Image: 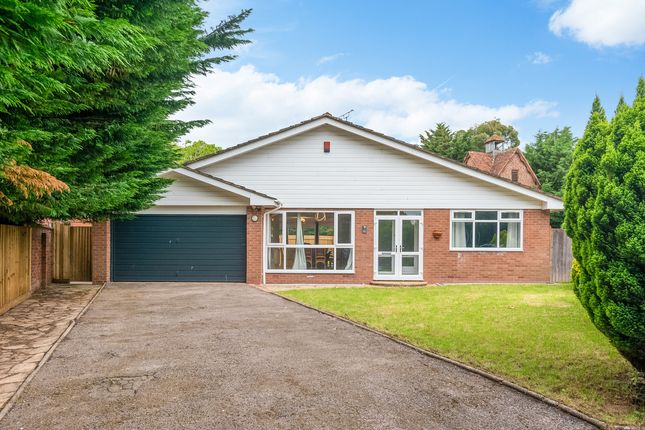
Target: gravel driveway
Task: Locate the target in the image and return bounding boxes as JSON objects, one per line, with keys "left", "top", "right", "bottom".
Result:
{"left": 2, "top": 283, "right": 596, "bottom": 430}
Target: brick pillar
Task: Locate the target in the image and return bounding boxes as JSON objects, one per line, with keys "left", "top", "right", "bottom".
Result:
{"left": 30, "top": 225, "right": 52, "bottom": 291}
{"left": 246, "top": 207, "right": 264, "bottom": 285}
{"left": 91, "top": 221, "right": 111, "bottom": 284}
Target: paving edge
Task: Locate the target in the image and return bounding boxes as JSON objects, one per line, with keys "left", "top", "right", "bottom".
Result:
{"left": 269, "top": 290, "right": 641, "bottom": 430}
{"left": 0, "top": 282, "right": 108, "bottom": 422}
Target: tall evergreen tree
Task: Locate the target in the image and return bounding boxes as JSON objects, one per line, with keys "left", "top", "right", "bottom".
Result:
{"left": 0, "top": 0, "right": 145, "bottom": 222}
{"left": 0, "top": 1, "right": 252, "bottom": 224}
{"left": 564, "top": 81, "right": 645, "bottom": 396}
{"left": 564, "top": 97, "right": 610, "bottom": 333}
{"left": 420, "top": 122, "right": 453, "bottom": 155}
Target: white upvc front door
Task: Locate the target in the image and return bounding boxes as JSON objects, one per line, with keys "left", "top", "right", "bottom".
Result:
{"left": 374, "top": 211, "right": 424, "bottom": 281}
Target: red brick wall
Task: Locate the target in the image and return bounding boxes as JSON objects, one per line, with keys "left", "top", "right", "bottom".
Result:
{"left": 246, "top": 207, "right": 264, "bottom": 284}
{"left": 500, "top": 155, "right": 540, "bottom": 188}
{"left": 424, "top": 209, "right": 551, "bottom": 283}
{"left": 260, "top": 208, "right": 551, "bottom": 285}
{"left": 103, "top": 208, "right": 552, "bottom": 285}
{"left": 30, "top": 225, "right": 52, "bottom": 291}
{"left": 263, "top": 209, "right": 374, "bottom": 284}
{"left": 91, "top": 221, "right": 110, "bottom": 284}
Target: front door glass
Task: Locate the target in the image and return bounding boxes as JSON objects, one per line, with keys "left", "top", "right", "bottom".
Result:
{"left": 377, "top": 219, "right": 395, "bottom": 275}
{"left": 375, "top": 212, "right": 422, "bottom": 279}
{"left": 401, "top": 219, "right": 420, "bottom": 275}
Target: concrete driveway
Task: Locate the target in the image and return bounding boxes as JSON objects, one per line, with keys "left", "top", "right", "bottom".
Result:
{"left": 2, "top": 283, "right": 595, "bottom": 430}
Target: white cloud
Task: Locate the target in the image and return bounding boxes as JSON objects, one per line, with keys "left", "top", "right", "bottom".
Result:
{"left": 316, "top": 53, "right": 347, "bottom": 65}
{"left": 549, "top": 0, "right": 645, "bottom": 47}
{"left": 176, "top": 65, "right": 558, "bottom": 147}
{"left": 528, "top": 51, "right": 552, "bottom": 64}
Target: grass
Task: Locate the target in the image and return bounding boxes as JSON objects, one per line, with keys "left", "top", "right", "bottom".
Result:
{"left": 279, "top": 284, "right": 643, "bottom": 425}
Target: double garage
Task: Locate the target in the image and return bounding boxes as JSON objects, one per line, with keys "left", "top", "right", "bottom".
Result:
{"left": 111, "top": 215, "right": 247, "bottom": 282}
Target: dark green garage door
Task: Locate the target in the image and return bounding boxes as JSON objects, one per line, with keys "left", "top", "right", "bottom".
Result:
{"left": 111, "top": 215, "right": 246, "bottom": 282}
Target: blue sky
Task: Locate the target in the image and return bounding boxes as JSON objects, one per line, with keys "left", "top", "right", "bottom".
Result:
{"left": 178, "top": 0, "right": 645, "bottom": 148}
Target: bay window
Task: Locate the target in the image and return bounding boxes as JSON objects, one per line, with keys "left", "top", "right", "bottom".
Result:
{"left": 450, "top": 210, "right": 522, "bottom": 250}
{"left": 267, "top": 211, "right": 354, "bottom": 271}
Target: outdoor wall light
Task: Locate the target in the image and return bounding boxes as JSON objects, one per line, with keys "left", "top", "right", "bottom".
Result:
{"left": 251, "top": 215, "right": 259, "bottom": 222}
{"left": 362, "top": 225, "right": 368, "bottom": 234}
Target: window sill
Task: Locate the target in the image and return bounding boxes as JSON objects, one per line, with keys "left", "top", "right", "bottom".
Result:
{"left": 265, "top": 270, "right": 356, "bottom": 274}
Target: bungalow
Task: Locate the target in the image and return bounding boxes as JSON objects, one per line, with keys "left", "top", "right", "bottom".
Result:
{"left": 91, "top": 113, "right": 563, "bottom": 285}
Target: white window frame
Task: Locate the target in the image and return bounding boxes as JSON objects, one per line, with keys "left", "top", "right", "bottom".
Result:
{"left": 265, "top": 211, "right": 355, "bottom": 273}
{"left": 449, "top": 210, "right": 523, "bottom": 251}
{"left": 373, "top": 209, "right": 424, "bottom": 281}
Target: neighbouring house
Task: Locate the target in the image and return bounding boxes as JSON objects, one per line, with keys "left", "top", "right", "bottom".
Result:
{"left": 90, "top": 113, "right": 563, "bottom": 285}
{"left": 463, "top": 134, "right": 541, "bottom": 189}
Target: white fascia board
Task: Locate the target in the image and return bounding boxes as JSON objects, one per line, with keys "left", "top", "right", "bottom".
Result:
{"left": 160, "top": 168, "right": 277, "bottom": 207}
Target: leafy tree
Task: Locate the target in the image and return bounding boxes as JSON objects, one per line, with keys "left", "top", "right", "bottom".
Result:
{"left": 564, "top": 80, "right": 645, "bottom": 396}
{"left": 525, "top": 127, "right": 577, "bottom": 227}
{"left": 0, "top": 1, "right": 252, "bottom": 224}
{"left": 179, "top": 140, "right": 222, "bottom": 164}
{"left": 449, "top": 129, "right": 479, "bottom": 161}
{"left": 419, "top": 119, "right": 520, "bottom": 161}
{"left": 526, "top": 128, "right": 576, "bottom": 195}
{"left": 469, "top": 119, "right": 520, "bottom": 149}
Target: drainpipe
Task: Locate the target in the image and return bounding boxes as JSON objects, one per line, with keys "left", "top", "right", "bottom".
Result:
{"left": 262, "top": 200, "right": 283, "bottom": 285}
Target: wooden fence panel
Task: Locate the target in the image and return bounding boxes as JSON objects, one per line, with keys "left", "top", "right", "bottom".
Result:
{"left": 53, "top": 223, "right": 70, "bottom": 282}
{"left": 53, "top": 223, "right": 91, "bottom": 282}
{"left": 70, "top": 227, "right": 92, "bottom": 281}
{"left": 551, "top": 228, "right": 574, "bottom": 283}
{"left": 0, "top": 225, "right": 31, "bottom": 314}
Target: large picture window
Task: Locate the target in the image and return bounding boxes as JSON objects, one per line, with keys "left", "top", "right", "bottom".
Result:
{"left": 267, "top": 211, "right": 354, "bottom": 272}
{"left": 450, "top": 210, "right": 522, "bottom": 250}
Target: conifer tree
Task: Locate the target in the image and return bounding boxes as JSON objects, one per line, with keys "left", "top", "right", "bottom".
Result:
{"left": 0, "top": 0, "right": 145, "bottom": 222}
{"left": 0, "top": 1, "right": 252, "bottom": 224}
{"left": 420, "top": 122, "right": 453, "bottom": 154}
{"left": 564, "top": 81, "right": 645, "bottom": 396}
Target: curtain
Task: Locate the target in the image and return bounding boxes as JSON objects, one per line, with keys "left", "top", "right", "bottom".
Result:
{"left": 344, "top": 249, "right": 353, "bottom": 270}
{"left": 292, "top": 214, "right": 307, "bottom": 269}
{"left": 506, "top": 222, "right": 520, "bottom": 248}
{"left": 453, "top": 221, "right": 467, "bottom": 248}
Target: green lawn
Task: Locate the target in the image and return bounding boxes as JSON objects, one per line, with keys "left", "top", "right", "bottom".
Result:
{"left": 279, "top": 284, "right": 643, "bottom": 425}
